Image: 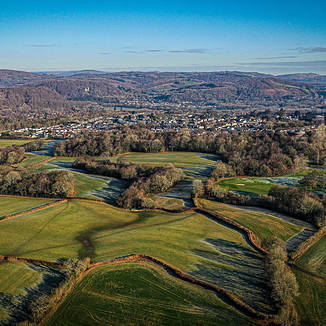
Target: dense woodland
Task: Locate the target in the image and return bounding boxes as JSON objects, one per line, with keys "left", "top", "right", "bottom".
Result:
{"left": 0, "top": 146, "right": 25, "bottom": 165}
{"left": 0, "top": 166, "right": 76, "bottom": 198}
{"left": 55, "top": 125, "right": 326, "bottom": 176}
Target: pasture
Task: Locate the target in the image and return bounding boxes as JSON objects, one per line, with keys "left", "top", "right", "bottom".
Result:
{"left": 0, "top": 261, "right": 41, "bottom": 296}
{"left": 73, "top": 173, "right": 107, "bottom": 197}
{"left": 0, "top": 199, "right": 274, "bottom": 312}
{"left": 0, "top": 261, "right": 65, "bottom": 324}
{"left": 110, "top": 152, "right": 218, "bottom": 169}
{"left": 293, "top": 271, "right": 326, "bottom": 325}
{"left": 0, "top": 139, "right": 32, "bottom": 148}
{"left": 296, "top": 234, "right": 326, "bottom": 277}
{"left": 0, "top": 195, "right": 54, "bottom": 217}
{"left": 198, "top": 199, "right": 303, "bottom": 242}
{"left": 44, "top": 261, "right": 256, "bottom": 326}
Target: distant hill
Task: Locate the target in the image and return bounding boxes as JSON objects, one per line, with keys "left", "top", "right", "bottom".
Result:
{"left": 0, "top": 69, "right": 324, "bottom": 113}
{"left": 0, "top": 86, "right": 70, "bottom": 114}
{"left": 277, "top": 73, "right": 326, "bottom": 86}
{"left": 0, "top": 69, "right": 53, "bottom": 87}
{"left": 33, "top": 71, "right": 320, "bottom": 108}
{"left": 35, "top": 70, "right": 108, "bottom": 77}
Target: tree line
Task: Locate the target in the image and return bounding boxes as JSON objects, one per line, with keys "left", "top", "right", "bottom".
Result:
{"left": 73, "top": 156, "right": 184, "bottom": 209}
{"left": 55, "top": 125, "right": 326, "bottom": 176}
{"left": 262, "top": 237, "right": 299, "bottom": 326}
{"left": 0, "top": 166, "right": 76, "bottom": 198}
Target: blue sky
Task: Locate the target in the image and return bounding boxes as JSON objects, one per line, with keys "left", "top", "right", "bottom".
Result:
{"left": 1, "top": 0, "right": 325, "bottom": 74}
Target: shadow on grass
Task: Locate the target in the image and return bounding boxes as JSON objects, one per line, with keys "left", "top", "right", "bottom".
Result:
{"left": 190, "top": 238, "right": 276, "bottom": 314}
{"left": 1, "top": 263, "right": 65, "bottom": 325}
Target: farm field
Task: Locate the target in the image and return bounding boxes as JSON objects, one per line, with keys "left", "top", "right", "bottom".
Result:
{"left": 198, "top": 198, "right": 303, "bottom": 242}
{"left": 293, "top": 271, "right": 326, "bottom": 326}
{"left": 0, "top": 261, "right": 40, "bottom": 297}
{"left": 0, "top": 199, "right": 249, "bottom": 268}
{"left": 45, "top": 261, "right": 256, "bottom": 326}
{"left": 0, "top": 261, "right": 64, "bottom": 325}
{"left": 16, "top": 153, "right": 51, "bottom": 167}
{"left": 296, "top": 234, "right": 326, "bottom": 277}
{"left": 0, "top": 195, "right": 54, "bottom": 217}
{"left": 110, "top": 152, "right": 218, "bottom": 169}
{"left": 217, "top": 176, "right": 300, "bottom": 195}
{"left": 0, "top": 199, "right": 274, "bottom": 313}
{"left": 0, "top": 139, "right": 32, "bottom": 148}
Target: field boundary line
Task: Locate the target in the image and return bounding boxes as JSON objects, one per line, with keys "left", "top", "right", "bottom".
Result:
{"left": 26, "top": 157, "right": 55, "bottom": 168}
{"left": 289, "top": 226, "right": 326, "bottom": 263}
{"left": 194, "top": 201, "right": 266, "bottom": 254}
{"left": 0, "top": 200, "right": 66, "bottom": 222}
{"left": 39, "top": 254, "right": 276, "bottom": 325}
{"left": 90, "top": 255, "right": 275, "bottom": 322}
{"left": 289, "top": 263, "right": 326, "bottom": 282}
{"left": 0, "top": 255, "right": 65, "bottom": 268}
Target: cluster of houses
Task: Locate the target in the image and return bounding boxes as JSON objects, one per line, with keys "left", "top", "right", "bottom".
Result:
{"left": 4, "top": 110, "right": 322, "bottom": 139}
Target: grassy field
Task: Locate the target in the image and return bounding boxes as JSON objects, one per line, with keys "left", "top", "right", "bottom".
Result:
{"left": 73, "top": 173, "right": 107, "bottom": 197}
{"left": 296, "top": 234, "right": 326, "bottom": 277}
{"left": 198, "top": 199, "right": 303, "bottom": 242}
{"left": 293, "top": 270, "right": 326, "bottom": 326}
{"left": 0, "top": 261, "right": 65, "bottom": 324}
{"left": 0, "top": 139, "right": 32, "bottom": 148}
{"left": 45, "top": 261, "right": 256, "bottom": 326}
{"left": 0, "top": 261, "right": 41, "bottom": 296}
{"left": 110, "top": 152, "right": 218, "bottom": 169}
{"left": 16, "top": 153, "right": 51, "bottom": 167}
{"left": 217, "top": 176, "right": 301, "bottom": 195}
{"left": 217, "top": 177, "right": 273, "bottom": 195}
{"left": 152, "top": 196, "right": 185, "bottom": 210}
{"left": 0, "top": 199, "right": 274, "bottom": 313}
{"left": 0, "top": 195, "right": 54, "bottom": 217}
{"left": 0, "top": 199, "right": 249, "bottom": 268}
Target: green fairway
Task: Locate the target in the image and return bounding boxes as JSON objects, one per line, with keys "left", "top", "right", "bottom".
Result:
{"left": 16, "top": 153, "right": 51, "bottom": 167}
{"left": 0, "top": 195, "right": 54, "bottom": 217}
{"left": 0, "top": 199, "right": 274, "bottom": 313}
{"left": 296, "top": 234, "right": 326, "bottom": 277}
{"left": 293, "top": 270, "right": 326, "bottom": 326}
{"left": 0, "top": 261, "right": 41, "bottom": 296}
{"left": 199, "top": 199, "right": 303, "bottom": 242}
{"left": 45, "top": 261, "right": 256, "bottom": 326}
{"left": 111, "top": 152, "right": 218, "bottom": 169}
{"left": 0, "top": 139, "right": 32, "bottom": 148}
{"left": 217, "top": 177, "right": 274, "bottom": 195}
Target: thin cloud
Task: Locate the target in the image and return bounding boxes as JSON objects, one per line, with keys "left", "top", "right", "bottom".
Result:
{"left": 253, "top": 56, "right": 297, "bottom": 60}
{"left": 124, "top": 50, "right": 139, "bottom": 53}
{"left": 169, "top": 48, "right": 210, "bottom": 54}
{"left": 26, "top": 44, "right": 62, "bottom": 48}
{"left": 100, "top": 52, "right": 110, "bottom": 55}
{"left": 237, "top": 60, "right": 326, "bottom": 67}
{"left": 290, "top": 47, "right": 326, "bottom": 53}
{"left": 145, "top": 50, "right": 163, "bottom": 52}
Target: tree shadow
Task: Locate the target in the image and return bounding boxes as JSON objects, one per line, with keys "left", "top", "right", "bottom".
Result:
{"left": 190, "top": 238, "right": 276, "bottom": 314}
